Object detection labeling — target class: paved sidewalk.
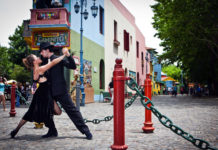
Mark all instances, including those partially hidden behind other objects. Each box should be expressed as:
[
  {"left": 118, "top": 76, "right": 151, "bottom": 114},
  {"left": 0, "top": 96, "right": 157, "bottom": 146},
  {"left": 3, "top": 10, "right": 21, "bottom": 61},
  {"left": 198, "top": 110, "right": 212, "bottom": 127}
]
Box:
[{"left": 0, "top": 95, "right": 217, "bottom": 150}]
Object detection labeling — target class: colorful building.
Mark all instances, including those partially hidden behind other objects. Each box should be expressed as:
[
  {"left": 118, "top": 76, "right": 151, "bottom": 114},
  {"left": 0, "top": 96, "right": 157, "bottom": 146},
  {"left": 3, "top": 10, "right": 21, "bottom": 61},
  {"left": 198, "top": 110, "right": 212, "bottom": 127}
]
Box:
[
  {"left": 146, "top": 47, "right": 161, "bottom": 95},
  {"left": 104, "top": 0, "right": 150, "bottom": 88},
  {"left": 162, "top": 76, "right": 177, "bottom": 92},
  {"left": 24, "top": 0, "right": 151, "bottom": 102},
  {"left": 70, "top": 0, "right": 104, "bottom": 101}
]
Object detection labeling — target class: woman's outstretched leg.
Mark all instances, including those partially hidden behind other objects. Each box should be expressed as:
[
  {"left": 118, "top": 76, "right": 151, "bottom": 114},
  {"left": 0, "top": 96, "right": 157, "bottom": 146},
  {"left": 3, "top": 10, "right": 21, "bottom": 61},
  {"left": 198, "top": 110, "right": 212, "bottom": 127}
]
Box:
[{"left": 10, "top": 119, "right": 27, "bottom": 138}]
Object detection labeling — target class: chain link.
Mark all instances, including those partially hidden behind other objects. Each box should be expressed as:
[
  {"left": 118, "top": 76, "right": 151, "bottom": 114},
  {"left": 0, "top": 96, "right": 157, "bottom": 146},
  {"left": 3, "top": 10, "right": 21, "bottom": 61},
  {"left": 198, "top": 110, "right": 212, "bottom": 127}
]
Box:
[
  {"left": 16, "top": 89, "right": 30, "bottom": 105},
  {"left": 126, "top": 77, "right": 217, "bottom": 150},
  {"left": 126, "top": 78, "right": 154, "bottom": 110},
  {"left": 83, "top": 79, "right": 140, "bottom": 124},
  {"left": 5, "top": 85, "right": 30, "bottom": 105},
  {"left": 7, "top": 78, "right": 217, "bottom": 149},
  {"left": 83, "top": 93, "right": 138, "bottom": 124},
  {"left": 124, "top": 92, "right": 138, "bottom": 109},
  {"left": 72, "top": 77, "right": 217, "bottom": 150},
  {"left": 84, "top": 115, "right": 113, "bottom": 124}
]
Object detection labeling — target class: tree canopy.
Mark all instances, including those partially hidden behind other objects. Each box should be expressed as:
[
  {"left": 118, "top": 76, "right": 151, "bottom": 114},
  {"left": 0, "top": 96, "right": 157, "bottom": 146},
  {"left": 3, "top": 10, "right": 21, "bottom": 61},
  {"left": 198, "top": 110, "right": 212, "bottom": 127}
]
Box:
[
  {"left": 162, "top": 65, "right": 181, "bottom": 81},
  {"left": 152, "top": 0, "right": 218, "bottom": 95},
  {"left": 0, "top": 23, "right": 31, "bottom": 83},
  {"left": 0, "top": 46, "right": 13, "bottom": 78},
  {"left": 8, "top": 24, "right": 30, "bottom": 67}
]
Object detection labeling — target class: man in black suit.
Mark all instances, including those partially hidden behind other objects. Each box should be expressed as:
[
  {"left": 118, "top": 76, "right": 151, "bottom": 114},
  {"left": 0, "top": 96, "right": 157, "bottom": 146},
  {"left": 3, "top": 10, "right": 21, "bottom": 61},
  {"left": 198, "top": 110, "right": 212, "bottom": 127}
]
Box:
[{"left": 39, "top": 42, "right": 93, "bottom": 140}]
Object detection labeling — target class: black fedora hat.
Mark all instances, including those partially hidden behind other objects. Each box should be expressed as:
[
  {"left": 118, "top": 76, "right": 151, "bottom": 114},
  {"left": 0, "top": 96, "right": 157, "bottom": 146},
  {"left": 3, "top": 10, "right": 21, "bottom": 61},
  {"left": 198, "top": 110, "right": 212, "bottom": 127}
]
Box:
[{"left": 39, "top": 42, "right": 54, "bottom": 52}]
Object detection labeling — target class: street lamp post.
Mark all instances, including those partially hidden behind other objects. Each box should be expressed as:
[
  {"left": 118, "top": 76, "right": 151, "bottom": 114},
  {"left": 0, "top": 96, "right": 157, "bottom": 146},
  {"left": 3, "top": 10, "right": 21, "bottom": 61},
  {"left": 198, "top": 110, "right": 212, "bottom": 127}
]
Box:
[{"left": 74, "top": 0, "right": 98, "bottom": 106}]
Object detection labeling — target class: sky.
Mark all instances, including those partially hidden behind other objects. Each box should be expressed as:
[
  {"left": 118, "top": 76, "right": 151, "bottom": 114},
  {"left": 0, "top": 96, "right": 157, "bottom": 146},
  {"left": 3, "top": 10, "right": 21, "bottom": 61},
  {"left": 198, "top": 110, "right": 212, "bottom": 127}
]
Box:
[
  {"left": 120, "top": 0, "right": 163, "bottom": 54},
  {"left": 0, "top": 0, "right": 163, "bottom": 54},
  {"left": 0, "top": 0, "right": 32, "bottom": 47}
]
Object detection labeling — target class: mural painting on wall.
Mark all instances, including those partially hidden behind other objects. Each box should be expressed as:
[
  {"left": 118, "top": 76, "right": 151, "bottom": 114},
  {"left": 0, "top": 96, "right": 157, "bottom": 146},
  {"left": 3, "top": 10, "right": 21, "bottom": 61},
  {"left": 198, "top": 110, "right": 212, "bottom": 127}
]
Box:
[
  {"left": 33, "top": 31, "right": 70, "bottom": 48},
  {"left": 37, "top": 11, "right": 59, "bottom": 20},
  {"left": 129, "top": 70, "right": 136, "bottom": 81},
  {"left": 83, "top": 59, "right": 92, "bottom": 87},
  {"left": 73, "top": 56, "right": 80, "bottom": 66},
  {"left": 73, "top": 56, "right": 79, "bottom": 78}
]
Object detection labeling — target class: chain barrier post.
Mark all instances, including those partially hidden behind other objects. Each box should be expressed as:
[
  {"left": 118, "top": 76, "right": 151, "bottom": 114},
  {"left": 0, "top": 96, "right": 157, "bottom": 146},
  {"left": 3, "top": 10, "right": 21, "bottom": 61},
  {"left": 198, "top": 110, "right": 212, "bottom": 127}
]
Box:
[
  {"left": 142, "top": 74, "right": 155, "bottom": 133},
  {"left": 111, "top": 59, "right": 128, "bottom": 150},
  {"left": 9, "top": 82, "right": 16, "bottom": 117}
]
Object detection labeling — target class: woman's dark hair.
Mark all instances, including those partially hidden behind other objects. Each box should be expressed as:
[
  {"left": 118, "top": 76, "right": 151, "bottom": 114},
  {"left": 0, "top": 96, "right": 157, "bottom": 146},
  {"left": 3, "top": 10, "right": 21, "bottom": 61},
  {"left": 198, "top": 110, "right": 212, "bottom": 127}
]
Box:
[{"left": 22, "top": 54, "right": 35, "bottom": 69}]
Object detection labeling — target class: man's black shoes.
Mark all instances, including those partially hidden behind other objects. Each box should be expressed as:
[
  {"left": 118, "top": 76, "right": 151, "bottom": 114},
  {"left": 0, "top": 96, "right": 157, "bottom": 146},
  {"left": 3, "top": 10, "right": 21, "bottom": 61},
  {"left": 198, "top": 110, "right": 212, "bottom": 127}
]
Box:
[
  {"left": 85, "top": 131, "right": 93, "bottom": 140},
  {"left": 42, "top": 129, "right": 92, "bottom": 140},
  {"left": 42, "top": 129, "right": 58, "bottom": 138}
]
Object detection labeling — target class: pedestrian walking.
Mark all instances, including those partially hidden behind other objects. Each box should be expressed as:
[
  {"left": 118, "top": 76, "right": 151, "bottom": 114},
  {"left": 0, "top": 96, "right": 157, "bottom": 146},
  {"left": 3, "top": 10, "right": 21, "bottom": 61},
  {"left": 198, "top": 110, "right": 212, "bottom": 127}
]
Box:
[
  {"left": 180, "top": 86, "right": 184, "bottom": 95},
  {"left": 172, "top": 84, "right": 177, "bottom": 97},
  {"left": 108, "top": 78, "right": 114, "bottom": 105},
  {"left": 163, "top": 87, "right": 166, "bottom": 95},
  {"left": 39, "top": 42, "right": 93, "bottom": 140},
  {"left": 10, "top": 50, "right": 67, "bottom": 138},
  {"left": 168, "top": 87, "right": 172, "bottom": 95},
  {"left": 190, "top": 87, "right": 194, "bottom": 95}
]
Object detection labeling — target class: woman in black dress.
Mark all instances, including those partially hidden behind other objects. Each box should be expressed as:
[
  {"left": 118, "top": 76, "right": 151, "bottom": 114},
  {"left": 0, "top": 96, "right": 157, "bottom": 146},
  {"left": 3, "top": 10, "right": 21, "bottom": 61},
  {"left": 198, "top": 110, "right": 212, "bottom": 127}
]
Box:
[{"left": 10, "top": 49, "right": 68, "bottom": 138}]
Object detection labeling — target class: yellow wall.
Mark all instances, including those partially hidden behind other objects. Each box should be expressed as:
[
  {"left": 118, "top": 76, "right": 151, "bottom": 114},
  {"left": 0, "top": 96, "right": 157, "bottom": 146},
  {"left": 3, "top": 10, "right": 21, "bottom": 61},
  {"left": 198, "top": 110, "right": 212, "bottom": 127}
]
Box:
[{"left": 152, "top": 81, "right": 160, "bottom": 95}]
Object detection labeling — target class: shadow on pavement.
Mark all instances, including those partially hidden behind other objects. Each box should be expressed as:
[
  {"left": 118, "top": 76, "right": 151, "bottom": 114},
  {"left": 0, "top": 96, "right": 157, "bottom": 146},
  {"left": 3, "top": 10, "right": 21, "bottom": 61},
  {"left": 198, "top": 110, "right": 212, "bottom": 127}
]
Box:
[{"left": 1, "top": 135, "right": 86, "bottom": 142}]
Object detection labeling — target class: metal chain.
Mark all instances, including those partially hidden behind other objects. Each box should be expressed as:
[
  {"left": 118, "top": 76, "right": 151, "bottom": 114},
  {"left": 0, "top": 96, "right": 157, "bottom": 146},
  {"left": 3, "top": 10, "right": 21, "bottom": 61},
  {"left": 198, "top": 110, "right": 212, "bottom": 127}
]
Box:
[
  {"left": 126, "top": 77, "right": 217, "bottom": 150},
  {"left": 15, "top": 89, "right": 30, "bottom": 105},
  {"left": 84, "top": 82, "right": 140, "bottom": 124},
  {"left": 5, "top": 85, "right": 30, "bottom": 105},
  {"left": 84, "top": 115, "right": 114, "bottom": 124}
]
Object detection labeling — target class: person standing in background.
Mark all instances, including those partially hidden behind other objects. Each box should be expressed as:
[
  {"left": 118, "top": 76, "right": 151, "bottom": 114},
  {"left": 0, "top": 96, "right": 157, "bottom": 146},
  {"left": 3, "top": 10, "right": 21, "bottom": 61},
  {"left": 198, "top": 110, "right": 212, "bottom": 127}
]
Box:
[
  {"left": 0, "top": 76, "right": 7, "bottom": 111},
  {"left": 108, "top": 78, "right": 114, "bottom": 105}
]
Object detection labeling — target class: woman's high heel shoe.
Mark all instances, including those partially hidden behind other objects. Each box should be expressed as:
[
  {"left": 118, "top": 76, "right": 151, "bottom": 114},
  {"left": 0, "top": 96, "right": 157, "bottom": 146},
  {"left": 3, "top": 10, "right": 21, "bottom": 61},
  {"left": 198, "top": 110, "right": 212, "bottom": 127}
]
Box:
[{"left": 10, "top": 130, "right": 18, "bottom": 138}]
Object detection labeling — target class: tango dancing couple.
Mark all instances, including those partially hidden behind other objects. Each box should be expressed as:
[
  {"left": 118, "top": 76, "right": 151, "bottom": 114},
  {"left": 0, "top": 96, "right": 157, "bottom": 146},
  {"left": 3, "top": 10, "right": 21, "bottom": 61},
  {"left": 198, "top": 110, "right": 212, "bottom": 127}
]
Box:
[{"left": 10, "top": 42, "right": 92, "bottom": 140}]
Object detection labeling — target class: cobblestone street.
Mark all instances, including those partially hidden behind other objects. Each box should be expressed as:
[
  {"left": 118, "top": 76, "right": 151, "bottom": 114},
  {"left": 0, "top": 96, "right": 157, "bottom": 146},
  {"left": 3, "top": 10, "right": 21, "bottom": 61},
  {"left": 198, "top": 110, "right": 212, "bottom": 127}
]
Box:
[{"left": 0, "top": 95, "right": 217, "bottom": 150}]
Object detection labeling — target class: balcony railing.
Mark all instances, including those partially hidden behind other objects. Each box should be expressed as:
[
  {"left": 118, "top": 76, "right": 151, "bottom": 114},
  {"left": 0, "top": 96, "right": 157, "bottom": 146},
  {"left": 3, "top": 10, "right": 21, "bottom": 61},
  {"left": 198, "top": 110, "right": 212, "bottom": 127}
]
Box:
[{"left": 29, "top": 8, "right": 70, "bottom": 28}]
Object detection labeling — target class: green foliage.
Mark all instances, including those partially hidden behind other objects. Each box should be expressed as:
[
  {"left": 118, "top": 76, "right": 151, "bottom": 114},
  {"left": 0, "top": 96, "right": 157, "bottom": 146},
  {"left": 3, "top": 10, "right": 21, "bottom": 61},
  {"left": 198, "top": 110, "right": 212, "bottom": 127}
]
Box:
[
  {"left": 0, "top": 46, "right": 13, "bottom": 78},
  {"left": 0, "top": 23, "right": 32, "bottom": 83},
  {"left": 8, "top": 23, "right": 31, "bottom": 67},
  {"left": 162, "top": 65, "right": 181, "bottom": 81},
  {"left": 10, "top": 64, "right": 31, "bottom": 83},
  {"left": 152, "top": 0, "right": 218, "bottom": 95}
]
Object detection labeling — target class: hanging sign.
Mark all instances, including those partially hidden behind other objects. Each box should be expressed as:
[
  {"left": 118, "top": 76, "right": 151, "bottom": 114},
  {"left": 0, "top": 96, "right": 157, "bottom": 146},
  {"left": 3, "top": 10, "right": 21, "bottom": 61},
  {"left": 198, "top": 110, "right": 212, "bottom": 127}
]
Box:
[{"left": 32, "top": 31, "right": 70, "bottom": 49}]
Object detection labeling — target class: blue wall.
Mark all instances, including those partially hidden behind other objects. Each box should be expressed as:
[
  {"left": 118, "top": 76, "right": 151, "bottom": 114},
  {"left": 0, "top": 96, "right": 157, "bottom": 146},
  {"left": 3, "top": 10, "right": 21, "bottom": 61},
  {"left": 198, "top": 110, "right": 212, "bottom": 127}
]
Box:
[
  {"left": 166, "top": 81, "right": 173, "bottom": 88},
  {"left": 153, "top": 64, "right": 161, "bottom": 82},
  {"left": 70, "top": 0, "right": 104, "bottom": 47}
]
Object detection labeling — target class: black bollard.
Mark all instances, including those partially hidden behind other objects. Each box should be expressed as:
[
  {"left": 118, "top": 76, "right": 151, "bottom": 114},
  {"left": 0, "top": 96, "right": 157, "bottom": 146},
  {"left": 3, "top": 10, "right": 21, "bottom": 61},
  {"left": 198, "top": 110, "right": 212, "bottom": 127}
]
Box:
[{"left": 76, "top": 82, "right": 80, "bottom": 111}]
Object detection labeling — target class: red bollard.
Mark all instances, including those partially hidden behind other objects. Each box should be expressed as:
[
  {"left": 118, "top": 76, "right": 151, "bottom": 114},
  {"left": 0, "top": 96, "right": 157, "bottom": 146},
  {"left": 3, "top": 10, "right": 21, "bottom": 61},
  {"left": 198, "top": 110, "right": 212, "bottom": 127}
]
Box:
[
  {"left": 111, "top": 59, "right": 128, "bottom": 150},
  {"left": 9, "top": 82, "right": 16, "bottom": 117},
  {"left": 142, "top": 74, "right": 155, "bottom": 133}
]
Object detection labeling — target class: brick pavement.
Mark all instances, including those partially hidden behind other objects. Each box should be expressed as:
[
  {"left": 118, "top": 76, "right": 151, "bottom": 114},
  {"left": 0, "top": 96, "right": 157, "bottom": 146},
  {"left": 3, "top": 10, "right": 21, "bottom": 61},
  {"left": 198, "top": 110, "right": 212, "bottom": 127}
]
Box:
[{"left": 0, "top": 95, "right": 217, "bottom": 150}]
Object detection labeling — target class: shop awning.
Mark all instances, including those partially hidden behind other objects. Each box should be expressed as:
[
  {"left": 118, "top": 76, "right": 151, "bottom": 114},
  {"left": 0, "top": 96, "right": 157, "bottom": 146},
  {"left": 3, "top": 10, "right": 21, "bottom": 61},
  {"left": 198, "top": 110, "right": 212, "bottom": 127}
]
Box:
[{"left": 162, "top": 77, "right": 177, "bottom": 82}]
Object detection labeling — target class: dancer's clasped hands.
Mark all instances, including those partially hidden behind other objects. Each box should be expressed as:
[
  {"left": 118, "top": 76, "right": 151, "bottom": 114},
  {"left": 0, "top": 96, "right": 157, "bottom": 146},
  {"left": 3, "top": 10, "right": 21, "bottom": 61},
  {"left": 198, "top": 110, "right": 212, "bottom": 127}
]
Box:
[{"left": 62, "top": 47, "right": 70, "bottom": 57}]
